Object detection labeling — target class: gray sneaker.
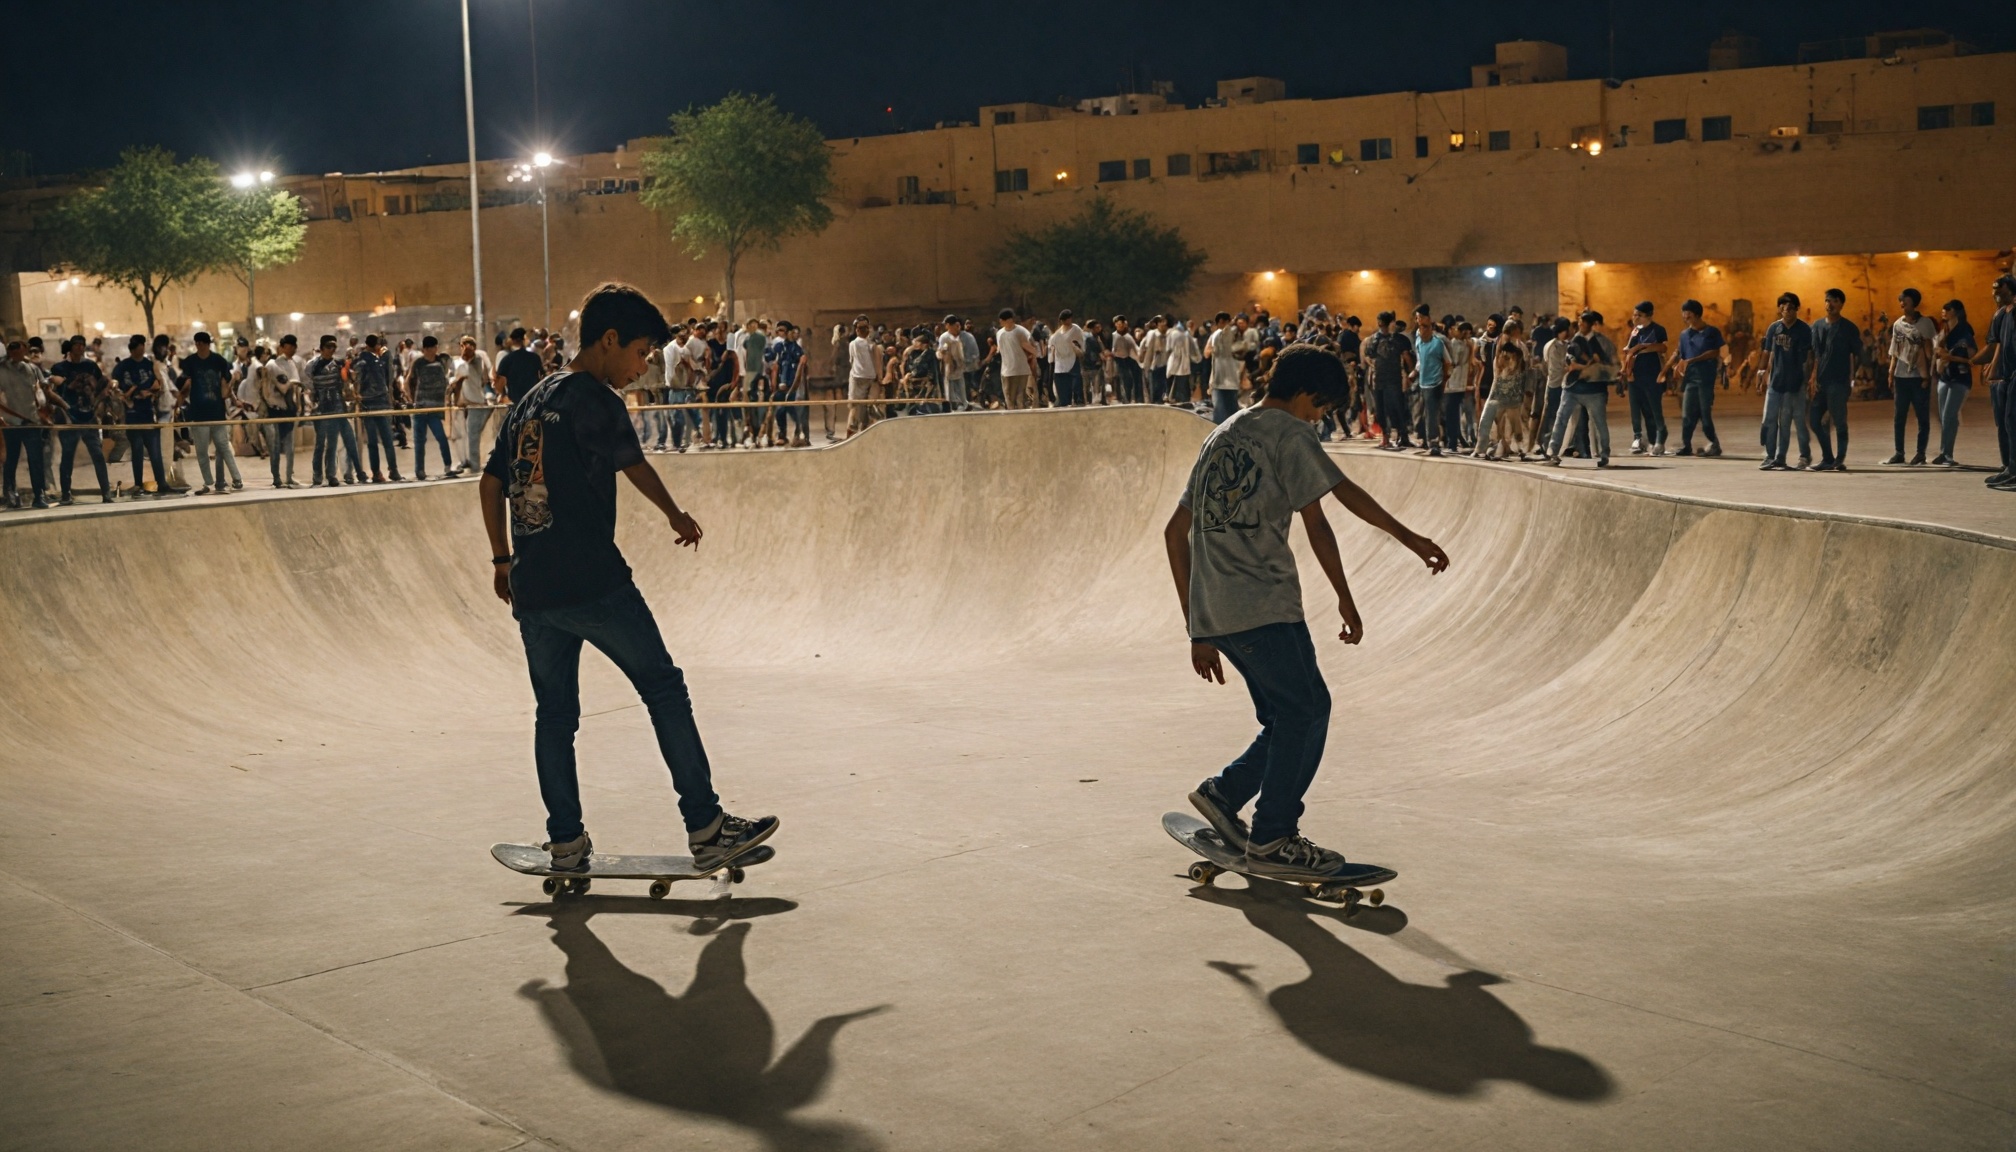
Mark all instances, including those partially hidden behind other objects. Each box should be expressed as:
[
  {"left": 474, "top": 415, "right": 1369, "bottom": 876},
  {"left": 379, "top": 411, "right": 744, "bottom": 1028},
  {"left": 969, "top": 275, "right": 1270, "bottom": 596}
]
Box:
[
  {"left": 1188, "top": 780, "right": 1251, "bottom": 852},
  {"left": 1241, "top": 833, "right": 1348, "bottom": 879},
  {"left": 542, "top": 831, "right": 592, "bottom": 873},
  {"left": 690, "top": 811, "right": 779, "bottom": 871}
]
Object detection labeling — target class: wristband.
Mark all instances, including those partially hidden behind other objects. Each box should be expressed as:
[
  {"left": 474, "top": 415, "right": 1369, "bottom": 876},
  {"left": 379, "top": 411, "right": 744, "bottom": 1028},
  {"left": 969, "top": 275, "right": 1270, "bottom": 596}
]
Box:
[{"left": 492, "top": 555, "right": 511, "bottom": 566}]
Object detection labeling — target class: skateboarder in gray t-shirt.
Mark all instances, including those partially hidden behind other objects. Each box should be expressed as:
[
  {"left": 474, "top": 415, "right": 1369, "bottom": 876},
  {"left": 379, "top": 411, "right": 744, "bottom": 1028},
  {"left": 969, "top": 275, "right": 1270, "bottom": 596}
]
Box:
[{"left": 1165, "top": 345, "right": 1448, "bottom": 880}]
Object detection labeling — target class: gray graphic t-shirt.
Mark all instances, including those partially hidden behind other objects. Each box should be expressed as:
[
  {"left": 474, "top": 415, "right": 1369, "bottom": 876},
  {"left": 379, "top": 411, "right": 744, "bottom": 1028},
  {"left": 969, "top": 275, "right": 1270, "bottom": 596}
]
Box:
[{"left": 1178, "top": 405, "right": 1345, "bottom": 639}]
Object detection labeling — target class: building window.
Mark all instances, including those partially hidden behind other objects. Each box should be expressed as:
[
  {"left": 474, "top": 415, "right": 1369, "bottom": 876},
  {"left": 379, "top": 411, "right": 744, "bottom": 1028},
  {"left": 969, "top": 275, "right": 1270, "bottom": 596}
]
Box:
[
  {"left": 1414, "top": 136, "right": 1429, "bottom": 158},
  {"left": 1295, "top": 142, "right": 1319, "bottom": 165},
  {"left": 994, "top": 168, "right": 1028, "bottom": 193},
  {"left": 1918, "top": 105, "right": 1954, "bottom": 130},
  {"left": 1701, "top": 115, "right": 1733, "bottom": 141},
  {"left": 1359, "top": 138, "right": 1393, "bottom": 162},
  {"left": 1808, "top": 118, "right": 1845, "bottom": 134},
  {"left": 1653, "top": 118, "right": 1688, "bottom": 144},
  {"left": 1167, "top": 153, "right": 1192, "bottom": 176},
  {"left": 1132, "top": 158, "right": 1150, "bottom": 179},
  {"left": 898, "top": 175, "right": 919, "bottom": 198},
  {"left": 351, "top": 198, "right": 369, "bottom": 217},
  {"left": 1097, "top": 160, "right": 1128, "bottom": 183},
  {"left": 993, "top": 111, "right": 1016, "bottom": 125},
  {"left": 1203, "top": 150, "right": 1265, "bottom": 176},
  {"left": 1485, "top": 71, "right": 1500, "bottom": 87},
  {"left": 1971, "top": 102, "right": 1996, "bottom": 126},
  {"left": 1488, "top": 130, "right": 1511, "bottom": 151}
]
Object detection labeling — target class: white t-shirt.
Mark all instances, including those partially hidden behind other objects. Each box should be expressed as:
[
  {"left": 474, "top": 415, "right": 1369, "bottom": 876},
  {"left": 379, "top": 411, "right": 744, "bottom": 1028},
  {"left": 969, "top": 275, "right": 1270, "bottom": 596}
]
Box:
[
  {"left": 1048, "top": 324, "right": 1084, "bottom": 372},
  {"left": 453, "top": 353, "right": 491, "bottom": 403},
  {"left": 1888, "top": 315, "right": 1938, "bottom": 379},
  {"left": 936, "top": 331, "right": 965, "bottom": 376},
  {"left": 848, "top": 335, "right": 879, "bottom": 380},
  {"left": 1446, "top": 337, "right": 1474, "bottom": 393},
  {"left": 1165, "top": 327, "right": 1196, "bottom": 375},
  {"left": 997, "top": 325, "right": 1034, "bottom": 376},
  {"left": 1110, "top": 332, "right": 1138, "bottom": 361},
  {"left": 1206, "top": 326, "right": 1242, "bottom": 391},
  {"left": 1139, "top": 329, "right": 1165, "bottom": 369},
  {"left": 679, "top": 337, "right": 710, "bottom": 384}
]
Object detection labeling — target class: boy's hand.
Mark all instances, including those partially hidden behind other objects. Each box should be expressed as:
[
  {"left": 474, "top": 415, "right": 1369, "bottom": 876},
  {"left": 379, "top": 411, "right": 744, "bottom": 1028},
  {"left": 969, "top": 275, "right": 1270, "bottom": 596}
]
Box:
[
  {"left": 1337, "top": 595, "right": 1363, "bottom": 645},
  {"left": 1409, "top": 533, "right": 1450, "bottom": 574},
  {"left": 1190, "top": 642, "right": 1224, "bottom": 684},
  {"left": 492, "top": 563, "right": 512, "bottom": 604},
  {"left": 667, "top": 507, "right": 703, "bottom": 548}
]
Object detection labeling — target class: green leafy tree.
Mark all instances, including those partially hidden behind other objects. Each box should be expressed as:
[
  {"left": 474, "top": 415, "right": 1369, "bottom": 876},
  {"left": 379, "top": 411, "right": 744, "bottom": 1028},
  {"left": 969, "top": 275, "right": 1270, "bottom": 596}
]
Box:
[
  {"left": 641, "top": 93, "right": 834, "bottom": 321},
  {"left": 39, "top": 147, "right": 238, "bottom": 337},
  {"left": 990, "top": 196, "right": 1207, "bottom": 321},
  {"left": 221, "top": 185, "right": 308, "bottom": 332}
]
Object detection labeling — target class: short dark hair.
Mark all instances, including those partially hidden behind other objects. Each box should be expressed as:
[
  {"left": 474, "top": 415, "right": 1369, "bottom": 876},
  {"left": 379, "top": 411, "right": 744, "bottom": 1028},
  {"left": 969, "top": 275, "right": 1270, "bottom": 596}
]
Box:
[
  {"left": 128, "top": 334, "right": 146, "bottom": 349},
  {"left": 320, "top": 334, "right": 338, "bottom": 348},
  {"left": 1579, "top": 310, "right": 1603, "bottom": 325},
  {"left": 510, "top": 327, "right": 528, "bottom": 341},
  {"left": 999, "top": 308, "right": 1017, "bottom": 321},
  {"left": 421, "top": 335, "right": 439, "bottom": 347},
  {"left": 1345, "top": 316, "right": 1361, "bottom": 327},
  {"left": 193, "top": 330, "right": 212, "bottom": 343},
  {"left": 1215, "top": 311, "right": 1232, "bottom": 323},
  {"left": 575, "top": 283, "right": 669, "bottom": 348},
  {"left": 1824, "top": 288, "right": 1847, "bottom": 303},
  {"left": 1375, "top": 311, "right": 1396, "bottom": 326},
  {"left": 1634, "top": 301, "right": 1654, "bottom": 314},
  {"left": 943, "top": 314, "right": 959, "bottom": 325},
  {"left": 1681, "top": 299, "right": 1703, "bottom": 316},
  {"left": 365, "top": 333, "right": 382, "bottom": 348},
  {"left": 1413, "top": 304, "right": 1431, "bottom": 317},
  {"left": 1994, "top": 275, "right": 2016, "bottom": 295},
  {"left": 1777, "top": 292, "right": 1800, "bottom": 309},
  {"left": 279, "top": 334, "right": 298, "bottom": 347},
  {"left": 1058, "top": 309, "right": 1074, "bottom": 321},
  {"left": 1899, "top": 287, "right": 1921, "bottom": 305},
  {"left": 1261, "top": 344, "right": 1351, "bottom": 407}
]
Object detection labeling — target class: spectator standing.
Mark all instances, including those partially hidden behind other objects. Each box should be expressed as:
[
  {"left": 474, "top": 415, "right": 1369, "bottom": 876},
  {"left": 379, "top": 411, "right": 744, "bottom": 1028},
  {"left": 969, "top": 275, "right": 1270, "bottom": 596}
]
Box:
[
  {"left": 1048, "top": 310, "right": 1085, "bottom": 407},
  {"left": 1110, "top": 317, "right": 1141, "bottom": 404},
  {"left": 1624, "top": 302, "right": 1669, "bottom": 455},
  {"left": 845, "top": 318, "right": 883, "bottom": 434},
  {"left": 1140, "top": 316, "right": 1168, "bottom": 405},
  {"left": 180, "top": 332, "right": 242, "bottom": 493},
  {"left": 994, "top": 310, "right": 1036, "bottom": 412},
  {"left": 1981, "top": 276, "right": 2016, "bottom": 491},
  {"left": 1759, "top": 292, "right": 1814, "bottom": 470},
  {"left": 406, "top": 336, "right": 458, "bottom": 478},
  {"left": 1931, "top": 300, "right": 1976, "bottom": 467},
  {"left": 112, "top": 335, "right": 171, "bottom": 495},
  {"left": 769, "top": 322, "right": 808, "bottom": 445},
  {"left": 1410, "top": 307, "right": 1449, "bottom": 457},
  {"left": 256, "top": 360, "right": 302, "bottom": 487},
  {"left": 936, "top": 315, "right": 968, "bottom": 412},
  {"left": 352, "top": 335, "right": 402, "bottom": 483},
  {"left": 46, "top": 338, "right": 112, "bottom": 504},
  {"left": 1164, "top": 318, "right": 1197, "bottom": 407},
  {"left": 1442, "top": 320, "right": 1475, "bottom": 450},
  {"left": 454, "top": 334, "right": 496, "bottom": 470},
  {"left": 1365, "top": 313, "right": 1412, "bottom": 449},
  {"left": 1206, "top": 311, "right": 1243, "bottom": 424},
  {"left": 307, "top": 335, "right": 363, "bottom": 486},
  {"left": 1, "top": 340, "right": 51, "bottom": 508},
  {"left": 1545, "top": 311, "right": 1614, "bottom": 467},
  {"left": 1885, "top": 288, "right": 1937, "bottom": 465},
  {"left": 1670, "top": 302, "right": 1724, "bottom": 456},
  {"left": 958, "top": 318, "right": 981, "bottom": 412},
  {"left": 1808, "top": 288, "right": 1861, "bottom": 470},
  {"left": 495, "top": 327, "right": 544, "bottom": 406}
]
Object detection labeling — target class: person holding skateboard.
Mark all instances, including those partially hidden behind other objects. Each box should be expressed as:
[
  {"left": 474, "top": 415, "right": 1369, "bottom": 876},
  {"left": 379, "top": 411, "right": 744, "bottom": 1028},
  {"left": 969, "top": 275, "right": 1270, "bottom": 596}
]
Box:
[
  {"left": 1164, "top": 344, "right": 1447, "bottom": 879},
  {"left": 480, "top": 283, "right": 777, "bottom": 874}
]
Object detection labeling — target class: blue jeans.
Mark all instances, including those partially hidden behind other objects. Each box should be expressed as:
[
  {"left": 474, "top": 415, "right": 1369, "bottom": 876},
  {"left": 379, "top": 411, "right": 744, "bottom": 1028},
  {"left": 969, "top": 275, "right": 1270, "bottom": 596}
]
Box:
[
  {"left": 665, "top": 390, "right": 696, "bottom": 448},
  {"left": 1937, "top": 380, "right": 1968, "bottom": 459},
  {"left": 4, "top": 425, "right": 49, "bottom": 499},
  {"left": 1054, "top": 367, "right": 1082, "bottom": 407},
  {"left": 412, "top": 411, "right": 451, "bottom": 474},
  {"left": 361, "top": 410, "right": 398, "bottom": 476},
  {"left": 1201, "top": 619, "right": 1332, "bottom": 846},
  {"left": 1811, "top": 381, "right": 1850, "bottom": 462},
  {"left": 1627, "top": 378, "right": 1667, "bottom": 447},
  {"left": 516, "top": 581, "right": 721, "bottom": 841},
  {"left": 1761, "top": 389, "right": 1810, "bottom": 464},
  {"left": 1549, "top": 389, "right": 1610, "bottom": 460},
  {"left": 1894, "top": 377, "right": 1930, "bottom": 457},
  {"left": 1212, "top": 388, "right": 1239, "bottom": 424},
  {"left": 312, "top": 412, "right": 362, "bottom": 482},
  {"left": 1681, "top": 380, "right": 1719, "bottom": 449}
]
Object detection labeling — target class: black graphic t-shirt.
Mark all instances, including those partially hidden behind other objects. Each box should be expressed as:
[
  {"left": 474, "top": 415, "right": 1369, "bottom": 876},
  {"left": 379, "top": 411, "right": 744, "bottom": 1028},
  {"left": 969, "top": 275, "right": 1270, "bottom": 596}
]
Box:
[
  {"left": 484, "top": 371, "right": 645, "bottom": 613},
  {"left": 47, "top": 358, "right": 105, "bottom": 423},
  {"left": 179, "top": 352, "right": 233, "bottom": 421},
  {"left": 114, "top": 356, "right": 158, "bottom": 421}
]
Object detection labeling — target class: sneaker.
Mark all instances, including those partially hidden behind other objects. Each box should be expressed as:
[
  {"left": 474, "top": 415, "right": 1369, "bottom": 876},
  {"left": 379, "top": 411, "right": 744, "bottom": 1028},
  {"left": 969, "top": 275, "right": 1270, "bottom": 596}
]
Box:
[
  {"left": 1595, "top": 457, "right": 1610, "bottom": 468},
  {"left": 1883, "top": 453, "right": 1906, "bottom": 465},
  {"left": 1909, "top": 454, "right": 1926, "bottom": 467},
  {"left": 229, "top": 481, "right": 244, "bottom": 491},
  {"left": 1987, "top": 472, "right": 2012, "bottom": 487},
  {"left": 58, "top": 494, "right": 75, "bottom": 506},
  {"left": 1704, "top": 444, "right": 1723, "bottom": 457},
  {"left": 1652, "top": 444, "right": 1666, "bottom": 457},
  {"left": 542, "top": 831, "right": 593, "bottom": 873},
  {"left": 690, "top": 811, "right": 779, "bottom": 871},
  {"left": 389, "top": 473, "right": 407, "bottom": 483},
  {"left": 30, "top": 497, "right": 51, "bottom": 510},
  {"left": 1427, "top": 447, "right": 1443, "bottom": 458},
  {"left": 1796, "top": 457, "right": 1811, "bottom": 470},
  {"left": 1188, "top": 780, "right": 1251, "bottom": 852},
  {"left": 1675, "top": 445, "right": 1695, "bottom": 457},
  {"left": 1760, "top": 459, "right": 1783, "bottom": 471},
  {"left": 1630, "top": 437, "right": 1644, "bottom": 454},
  {"left": 1240, "top": 833, "right": 1347, "bottom": 880},
  {"left": 1991, "top": 475, "right": 2016, "bottom": 491},
  {"left": 1542, "top": 456, "right": 1562, "bottom": 467}
]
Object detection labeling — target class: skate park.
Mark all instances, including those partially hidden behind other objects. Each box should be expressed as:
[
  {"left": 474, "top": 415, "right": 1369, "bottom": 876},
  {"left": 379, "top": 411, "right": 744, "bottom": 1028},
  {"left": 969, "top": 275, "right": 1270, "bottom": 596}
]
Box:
[{"left": 2, "top": 403, "right": 2011, "bottom": 1151}]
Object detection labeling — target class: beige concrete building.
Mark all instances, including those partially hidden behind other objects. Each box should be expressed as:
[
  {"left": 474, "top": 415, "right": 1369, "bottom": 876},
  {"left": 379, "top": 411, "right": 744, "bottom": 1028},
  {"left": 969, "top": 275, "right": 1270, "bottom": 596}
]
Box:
[{"left": 11, "top": 40, "right": 2013, "bottom": 361}]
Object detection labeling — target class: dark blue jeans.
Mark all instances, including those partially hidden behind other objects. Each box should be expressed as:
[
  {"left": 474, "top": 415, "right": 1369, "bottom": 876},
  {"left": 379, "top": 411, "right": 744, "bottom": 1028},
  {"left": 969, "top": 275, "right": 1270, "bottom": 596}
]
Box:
[
  {"left": 517, "top": 581, "right": 720, "bottom": 842},
  {"left": 361, "top": 411, "right": 399, "bottom": 476},
  {"left": 1202, "top": 619, "right": 1332, "bottom": 846},
  {"left": 1212, "top": 388, "right": 1239, "bottom": 424},
  {"left": 412, "top": 411, "right": 451, "bottom": 474}
]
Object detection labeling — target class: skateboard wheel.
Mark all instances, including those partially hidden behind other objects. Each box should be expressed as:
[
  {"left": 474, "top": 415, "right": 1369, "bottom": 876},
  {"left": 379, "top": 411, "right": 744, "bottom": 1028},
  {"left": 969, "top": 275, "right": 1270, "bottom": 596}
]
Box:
[
  {"left": 1369, "top": 888, "right": 1385, "bottom": 906},
  {"left": 1342, "top": 887, "right": 1363, "bottom": 906},
  {"left": 541, "top": 877, "right": 559, "bottom": 896},
  {"left": 1187, "top": 861, "right": 1220, "bottom": 885},
  {"left": 648, "top": 879, "right": 671, "bottom": 900},
  {"left": 728, "top": 867, "right": 745, "bottom": 884},
  {"left": 569, "top": 878, "right": 591, "bottom": 896}
]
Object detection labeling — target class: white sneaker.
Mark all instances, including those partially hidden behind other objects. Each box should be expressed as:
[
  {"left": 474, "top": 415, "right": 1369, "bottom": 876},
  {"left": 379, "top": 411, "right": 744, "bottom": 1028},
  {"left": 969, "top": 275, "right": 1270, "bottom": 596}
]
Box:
[{"left": 541, "top": 831, "right": 592, "bottom": 872}]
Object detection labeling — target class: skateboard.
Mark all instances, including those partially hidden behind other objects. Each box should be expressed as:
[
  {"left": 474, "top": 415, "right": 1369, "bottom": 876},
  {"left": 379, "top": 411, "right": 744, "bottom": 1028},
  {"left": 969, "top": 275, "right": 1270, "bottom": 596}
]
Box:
[
  {"left": 490, "top": 842, "right": 775, "bottom": 899},
  {"left": 1162, "top": 811, "right": 1394, "bottom": 910}
]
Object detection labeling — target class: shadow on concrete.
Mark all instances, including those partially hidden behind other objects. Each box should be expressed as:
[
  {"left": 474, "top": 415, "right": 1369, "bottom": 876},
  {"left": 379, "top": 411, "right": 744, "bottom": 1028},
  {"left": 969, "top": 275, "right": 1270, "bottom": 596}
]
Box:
[
  {"left": 512, "top": 894, "right": 801, "bottom": 935},
  {"left": 520, "top": 908, "right": 890, "bottom": 1151},
  {"left": 1193, "top": 882, "right": 1611, "bottom": 1100}
]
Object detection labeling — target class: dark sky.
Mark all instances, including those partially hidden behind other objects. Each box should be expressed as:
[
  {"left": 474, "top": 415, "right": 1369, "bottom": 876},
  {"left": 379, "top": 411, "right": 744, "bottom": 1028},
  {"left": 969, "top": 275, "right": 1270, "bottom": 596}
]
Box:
[{"left": 7, "top": 0, "right": 2010, "bottom": 177}]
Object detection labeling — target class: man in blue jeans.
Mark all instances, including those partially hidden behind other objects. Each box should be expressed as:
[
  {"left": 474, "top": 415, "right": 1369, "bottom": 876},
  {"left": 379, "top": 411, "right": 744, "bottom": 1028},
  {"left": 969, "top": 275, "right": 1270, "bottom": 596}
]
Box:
[
  {"left": 1164, "top": 345, "right": 1447, "bottom": 879},
  {"left": 481, "top": 283, "right": 777, "bottom": 873}
]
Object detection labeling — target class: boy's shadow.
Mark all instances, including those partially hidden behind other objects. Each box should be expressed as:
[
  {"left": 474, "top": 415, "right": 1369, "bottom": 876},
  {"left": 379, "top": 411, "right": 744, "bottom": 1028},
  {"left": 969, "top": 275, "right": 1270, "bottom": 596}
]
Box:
[
  {"left": 519, "top": 904, "right": 890, "bottom": 1152},
  {"left": 1193, "top": 882, "right": 1612, "bottom": 1100}
]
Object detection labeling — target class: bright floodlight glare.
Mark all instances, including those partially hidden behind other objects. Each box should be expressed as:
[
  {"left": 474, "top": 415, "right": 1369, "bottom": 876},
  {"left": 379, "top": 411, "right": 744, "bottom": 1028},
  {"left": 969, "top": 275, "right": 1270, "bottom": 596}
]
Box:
[
  {"left": 1907, "top": 251, "right": 1921, "bottom": 259},
  {"left": 259, "top": 171, "right": 274, "bottom": 183},
  {"left": 230, "top": 172, "right": 255, "bottom": 189},
  {"left": 289, "top": 312, "right": 304, "bottom": 321},
  {"left": 569, "top": 310, "right": 581, "bottom": 320},
  {"left": 1484, "top": 266, "right": 1500, "bottom": 279},
  {"left": 533, "top": 151, "right": 553, "bottom": 168}
]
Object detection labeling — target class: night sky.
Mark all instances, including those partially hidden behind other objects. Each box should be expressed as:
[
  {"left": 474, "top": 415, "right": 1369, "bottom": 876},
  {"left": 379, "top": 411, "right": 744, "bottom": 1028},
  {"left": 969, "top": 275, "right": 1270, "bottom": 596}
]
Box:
[{"left": 7, "top": 0, "right": 2010, "bottom": 178}]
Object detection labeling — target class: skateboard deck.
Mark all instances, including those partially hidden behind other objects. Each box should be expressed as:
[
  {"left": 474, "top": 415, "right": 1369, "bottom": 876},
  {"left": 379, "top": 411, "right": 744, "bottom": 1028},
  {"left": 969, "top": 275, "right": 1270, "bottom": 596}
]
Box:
[
  {"left": 1162, "top": 811, "right": 1394, "bottom": 909},
  {"left": 490, "top": 842, "right": 775, "bottom": 899}
]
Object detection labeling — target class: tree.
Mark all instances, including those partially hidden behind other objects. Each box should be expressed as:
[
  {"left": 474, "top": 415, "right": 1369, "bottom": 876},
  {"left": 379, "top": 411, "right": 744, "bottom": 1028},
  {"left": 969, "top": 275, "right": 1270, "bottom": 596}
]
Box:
[
  {"left": 989, "top": 196, "right": 1207, "bottom": 321},
  {"left": 221, "top": 184, "right": 308, "bottom": 333},
  {"left": 641, "top": 93, "right": 834, "bottom": 322},
  {"left": 39, "top": 147, "right": 239, "bottom": 337}
]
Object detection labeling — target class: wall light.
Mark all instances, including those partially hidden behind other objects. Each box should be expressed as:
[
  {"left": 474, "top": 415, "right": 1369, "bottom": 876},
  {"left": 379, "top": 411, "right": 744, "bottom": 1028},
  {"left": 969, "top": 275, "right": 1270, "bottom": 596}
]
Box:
[
  {"left": 693, "top": 295, "right": 705, "bottom": 304},
  {"left": 1262, "top": 271, "right": 1275, "bottom": 280},
  {"left": 1707, "top": 265, "right": 1718, "bottom": 275},
  {"left": 1797, "top": 255, "right": 1809, "bottom": 263},
  {"left": 93, "top": 322, "right": 105, "bottom": 331},
  {"left": 1054, "top": 170, "right": 1068, "bottom": 182},
  {"left": 1483, "top": 266, "right": 1499, "bottom": 279},
  {"left": 1582, "top": 260, "right": 1596, "bottom": 268},
  {"left": 1448, "top": 132, "right": 1465, "bottom": 149},
  {"left": 1906, "top": 251, "right": 1920, "bottom": 259},
  {"left": 289, "top": 311, "right": 305, "bottom": 321},
  {"left": 1585, "top": 141, "right": 1603, "bottom": 156},
  {"left": 1358, "top": 270, "right": 1371, "bottom": 280}
]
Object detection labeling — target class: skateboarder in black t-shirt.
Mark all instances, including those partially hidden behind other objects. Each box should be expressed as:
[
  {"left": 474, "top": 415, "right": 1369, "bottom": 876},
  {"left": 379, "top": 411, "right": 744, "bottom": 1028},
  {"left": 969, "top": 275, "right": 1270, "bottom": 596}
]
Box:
[{"left": 480, "top": 283, "right": 778, "bottom": 873}]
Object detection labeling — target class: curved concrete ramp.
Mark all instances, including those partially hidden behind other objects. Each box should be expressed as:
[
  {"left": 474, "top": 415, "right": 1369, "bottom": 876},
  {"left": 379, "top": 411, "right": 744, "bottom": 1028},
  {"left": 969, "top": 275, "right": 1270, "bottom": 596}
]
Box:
[{"left": 2, "top": 406, "right": 2010, "bottom": 1151}]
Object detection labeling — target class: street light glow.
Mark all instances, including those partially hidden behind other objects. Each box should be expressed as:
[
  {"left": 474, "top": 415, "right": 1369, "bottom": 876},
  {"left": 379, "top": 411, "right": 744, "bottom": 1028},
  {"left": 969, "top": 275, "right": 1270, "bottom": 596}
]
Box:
[
  {"left": 289, "top": 312, "right": 305, "bottom": 321},
  {"left": 533, "top": 151, "right": 553, "bottom": 168},
  {"left": 1907, "top": 251, "right": 1920, "bottom": 259},
  {"left": 1483, "top": 266, "right": 1499, "bottom": 279},
  {"left": 259, "top": 171, "right": 274, "bottom": 184},
  {"left": 230, "top": 171, "right": 255, "bottom": 189}
]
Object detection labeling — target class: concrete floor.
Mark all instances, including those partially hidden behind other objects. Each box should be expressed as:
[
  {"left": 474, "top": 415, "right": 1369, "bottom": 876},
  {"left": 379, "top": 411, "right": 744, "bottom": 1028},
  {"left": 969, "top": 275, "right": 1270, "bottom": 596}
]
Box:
[{"left": 1, "top": 406, "right": 2010, "bottom": 1151}]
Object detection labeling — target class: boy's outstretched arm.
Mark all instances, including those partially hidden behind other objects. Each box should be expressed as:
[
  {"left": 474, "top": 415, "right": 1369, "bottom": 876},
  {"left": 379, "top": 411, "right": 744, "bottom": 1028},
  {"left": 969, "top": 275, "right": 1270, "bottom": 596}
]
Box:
[
  {"left": 1299, "top": 502, "right": 1362, "bottom": 644},
  {"left": 1164, "top": 504, "right": 1223, "bottom": 683},
  {"left": 1328, "top": 474, "right": 1449, "bottom": 573},
  {"left": 622, "top": 461, "right": 703, "bottom": 548},
  {"left": 480, "top": 472, "right": 513, "bottom": 604}
]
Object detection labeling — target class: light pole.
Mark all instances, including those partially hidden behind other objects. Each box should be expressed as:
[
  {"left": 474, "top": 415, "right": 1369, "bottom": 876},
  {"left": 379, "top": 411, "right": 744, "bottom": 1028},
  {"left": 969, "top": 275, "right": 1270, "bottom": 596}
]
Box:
[
  {"left": 534, "top": 151, "right": 553, "bottom": 329},
  {"left": 231, "top": 169, "right": 275, "bottom": 335},
  {"left": 459, "top": 0, "right": 485, "bottom": 345}
]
